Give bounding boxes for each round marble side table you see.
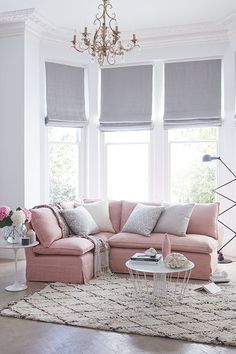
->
[0,241,39,292]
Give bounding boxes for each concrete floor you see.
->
[0,259,236,354]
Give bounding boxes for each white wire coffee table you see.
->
[126,259,194,302]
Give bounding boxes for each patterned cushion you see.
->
[154,203,194,237]
[122,203,164,237]
[61,206,99,236]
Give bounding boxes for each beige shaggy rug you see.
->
[1,274,236,347]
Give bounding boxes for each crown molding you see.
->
[0,8,56,37]
[130,21,228,49]
[0,22,25,37]
[41,20,228,51]
[220,9,236,33]
[0,8,35,23]
[0,7,234,47]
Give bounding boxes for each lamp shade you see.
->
[202,154,220,162]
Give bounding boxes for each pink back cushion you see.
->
[187,202,219,239]
[31,208,62,247]
[120,200,161,230]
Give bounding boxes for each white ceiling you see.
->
[0,0,236,32]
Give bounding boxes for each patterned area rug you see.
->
[1,274,236,347]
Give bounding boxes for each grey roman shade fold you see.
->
[100,65,153,131]
[45,62,87,127]
[164,59,222,129]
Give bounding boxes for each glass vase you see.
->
[4,225,26,244]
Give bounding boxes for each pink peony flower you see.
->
[0,205,10,221]
[23,208,32,223]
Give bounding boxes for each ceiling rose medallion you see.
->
[71,0,139,65]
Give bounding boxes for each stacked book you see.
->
[131,253,161,262]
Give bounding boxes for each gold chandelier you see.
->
[71,0,139,66]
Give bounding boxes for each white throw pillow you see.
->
[83,200,115,233]
[153,203,194,237]
[122,203,164,237]
[61,206,99,236]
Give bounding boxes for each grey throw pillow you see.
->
[153,203,194,237]
[122,203,164,237]
[61,206,99,236]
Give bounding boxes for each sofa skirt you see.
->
[25,248,94,284]
[109,247,218,280]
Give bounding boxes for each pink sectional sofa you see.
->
[25,200,219,283]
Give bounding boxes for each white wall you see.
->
[24,28,41,208]
[0,33,25,209]
[0,23,41,258]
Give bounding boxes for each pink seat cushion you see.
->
[33,236,94,256]
[93,232,114,241]
[187,203,219,239]
[31,208,62,247]
[108,232,218,254]
[120,200,161,229]
[33,232,114,256]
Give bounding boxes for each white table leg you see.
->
[5,248,27,292]
[153,273,167,298]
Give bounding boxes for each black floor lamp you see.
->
[202,154,236,264]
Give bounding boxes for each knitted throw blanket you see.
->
[32,204,110,279]
[83,235,110,277]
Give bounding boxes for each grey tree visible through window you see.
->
[169,128,218,203]
[48,127,79,203]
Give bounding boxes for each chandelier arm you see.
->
[120,39,137,50]
[109,18,117,31]
[107,52,115,65]
[98,54,105,66]
[94,2,108,23]
[73,46,88,53]
[104,2,116,21]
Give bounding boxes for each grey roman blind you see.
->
[164,59,222,129]
[100,65,153,131]
[45,62,87,127]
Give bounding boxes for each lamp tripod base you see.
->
[218,252,233,264]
